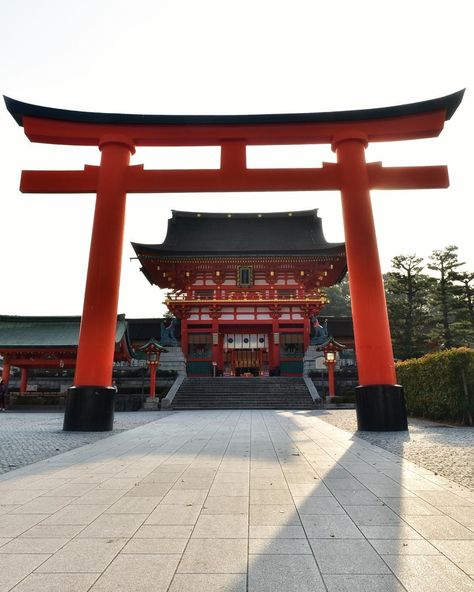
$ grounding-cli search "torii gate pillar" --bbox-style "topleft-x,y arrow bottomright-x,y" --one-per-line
4,90 -> 464,432
335,135 -> 405,429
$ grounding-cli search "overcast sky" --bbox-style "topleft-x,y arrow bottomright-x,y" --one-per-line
0,0 -> 472,318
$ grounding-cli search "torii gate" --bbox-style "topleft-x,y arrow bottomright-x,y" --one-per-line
4,90 -> 464,431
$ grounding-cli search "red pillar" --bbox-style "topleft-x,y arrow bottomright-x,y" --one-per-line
20,367 -> 28,394
212,319 -> 219,375
149,364 -> 157,398
328,362 -> 335,397
74,138 -> 134,387
181,319 -> 188,361
2,361 -> 11,385
303,317 -> 310,352
272,319 -> 280,372
334,136 -> 396,386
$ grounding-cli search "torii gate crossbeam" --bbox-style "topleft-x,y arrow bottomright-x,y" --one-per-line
4,90 -> 464,431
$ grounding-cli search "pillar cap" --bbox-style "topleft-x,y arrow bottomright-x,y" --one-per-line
331,131 -> 368,152
99,135 -> 136,154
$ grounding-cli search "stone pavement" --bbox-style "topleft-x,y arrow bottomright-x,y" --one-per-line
0,412 -> 173,475
317,409 -> 474,491
0,410 -> 473,592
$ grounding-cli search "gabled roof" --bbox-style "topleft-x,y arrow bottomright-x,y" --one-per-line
0,315 -> 128,348
132,210 -> 345,258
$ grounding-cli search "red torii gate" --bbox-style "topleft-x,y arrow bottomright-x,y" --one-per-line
4,90 -> 464,431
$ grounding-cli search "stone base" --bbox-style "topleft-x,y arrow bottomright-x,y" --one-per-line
158,347 -> 187,376
355,384 -> 408,431
63,386 -> 115,431
303,345 -> 325,376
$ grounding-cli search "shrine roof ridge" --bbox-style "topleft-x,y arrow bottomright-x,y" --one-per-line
170,209 -> 319,219
132,208 -> 345,257
4,90 -> 465,127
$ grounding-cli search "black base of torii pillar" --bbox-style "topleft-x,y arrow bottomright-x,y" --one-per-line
356,385 -> 408,431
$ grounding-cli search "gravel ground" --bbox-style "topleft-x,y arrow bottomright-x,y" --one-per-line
0,411 -> 173,475
317,409 -> 474,491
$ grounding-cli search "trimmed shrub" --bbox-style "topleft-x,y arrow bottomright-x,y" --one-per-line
396,347 -> 474,425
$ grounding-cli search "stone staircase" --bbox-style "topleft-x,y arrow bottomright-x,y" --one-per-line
171,377 -> 317,409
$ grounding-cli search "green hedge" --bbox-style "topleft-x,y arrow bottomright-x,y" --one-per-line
396,347 -> 474,425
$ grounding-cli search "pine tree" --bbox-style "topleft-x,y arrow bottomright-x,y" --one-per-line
384,254 -> 432,359
427,245 -> 465,347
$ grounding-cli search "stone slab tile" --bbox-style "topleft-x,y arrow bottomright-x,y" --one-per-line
250,489 -> 293,505
370,538 -> 441,555
310,539 -> 391,574
201,496 -> 248,515
168,573 -> 246,592
288,483 -> 332,497
11,496 -> 76,515
249,538 -> 312,554
145,504 -> 201,526
359,525 -> 423,540
384,554 -> 474,592
0,554 -> 52,592
249,525 -> 306,539
134,525 -> 193,539
403,515 -> 474,540
20,524 -> 85,538
432,539 -> 474,574
105,497 -> 161,514
301,515 -> 363,539
293,496 -> 344,515
89,553 -> 180,592
249,504 -> 299,526
0,537 -> 69,554
344,505 -> 404,526
209,482 -> 249,497
160,489 -> 207,506
192,514 -> 248,538
178,538 -> 247,573
323,574 -> 407,591
380,497 -> 443,516
36,538 -> 127,573
332,490 -> 384,506
439,506 -> 474,527
123,484 -> 171,498
9,573 -> 99,592
0,514 -> 45,538
248,554 -> 325,592
122,537 -> 187,554
78,513 -> 147,538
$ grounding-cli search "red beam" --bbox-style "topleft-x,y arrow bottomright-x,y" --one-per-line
21,165 -> 99,193
22,111 -> 447,147
367,163 -> 449,189
19,162 -> 449,195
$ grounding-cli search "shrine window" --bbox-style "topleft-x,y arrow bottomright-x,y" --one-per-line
188,333 -> 212,358
280,333 -> 304,356
237,266 -> 253,287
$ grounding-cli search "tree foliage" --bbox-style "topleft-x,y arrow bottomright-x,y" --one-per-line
320,276 -> 351,316
385,246 -> 473,358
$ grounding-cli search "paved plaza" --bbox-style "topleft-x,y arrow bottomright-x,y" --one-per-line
0,411 -> 473,592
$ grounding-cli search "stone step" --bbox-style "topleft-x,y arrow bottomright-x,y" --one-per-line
172,377 -> 315,409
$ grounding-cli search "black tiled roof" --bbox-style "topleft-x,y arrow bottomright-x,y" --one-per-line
132,210 -> 345,257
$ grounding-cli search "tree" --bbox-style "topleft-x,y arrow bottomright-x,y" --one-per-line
384,254 -> 433,359
427,245 -> 465,348
455,271 -> 474,331
320,275 -> 351,316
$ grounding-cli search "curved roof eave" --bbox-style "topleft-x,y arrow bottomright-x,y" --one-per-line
4,90 -> 465,127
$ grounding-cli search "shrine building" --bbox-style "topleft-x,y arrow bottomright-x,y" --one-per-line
132,209 -> 346,377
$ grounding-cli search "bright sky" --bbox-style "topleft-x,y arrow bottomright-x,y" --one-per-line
0,0 -> 472,318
